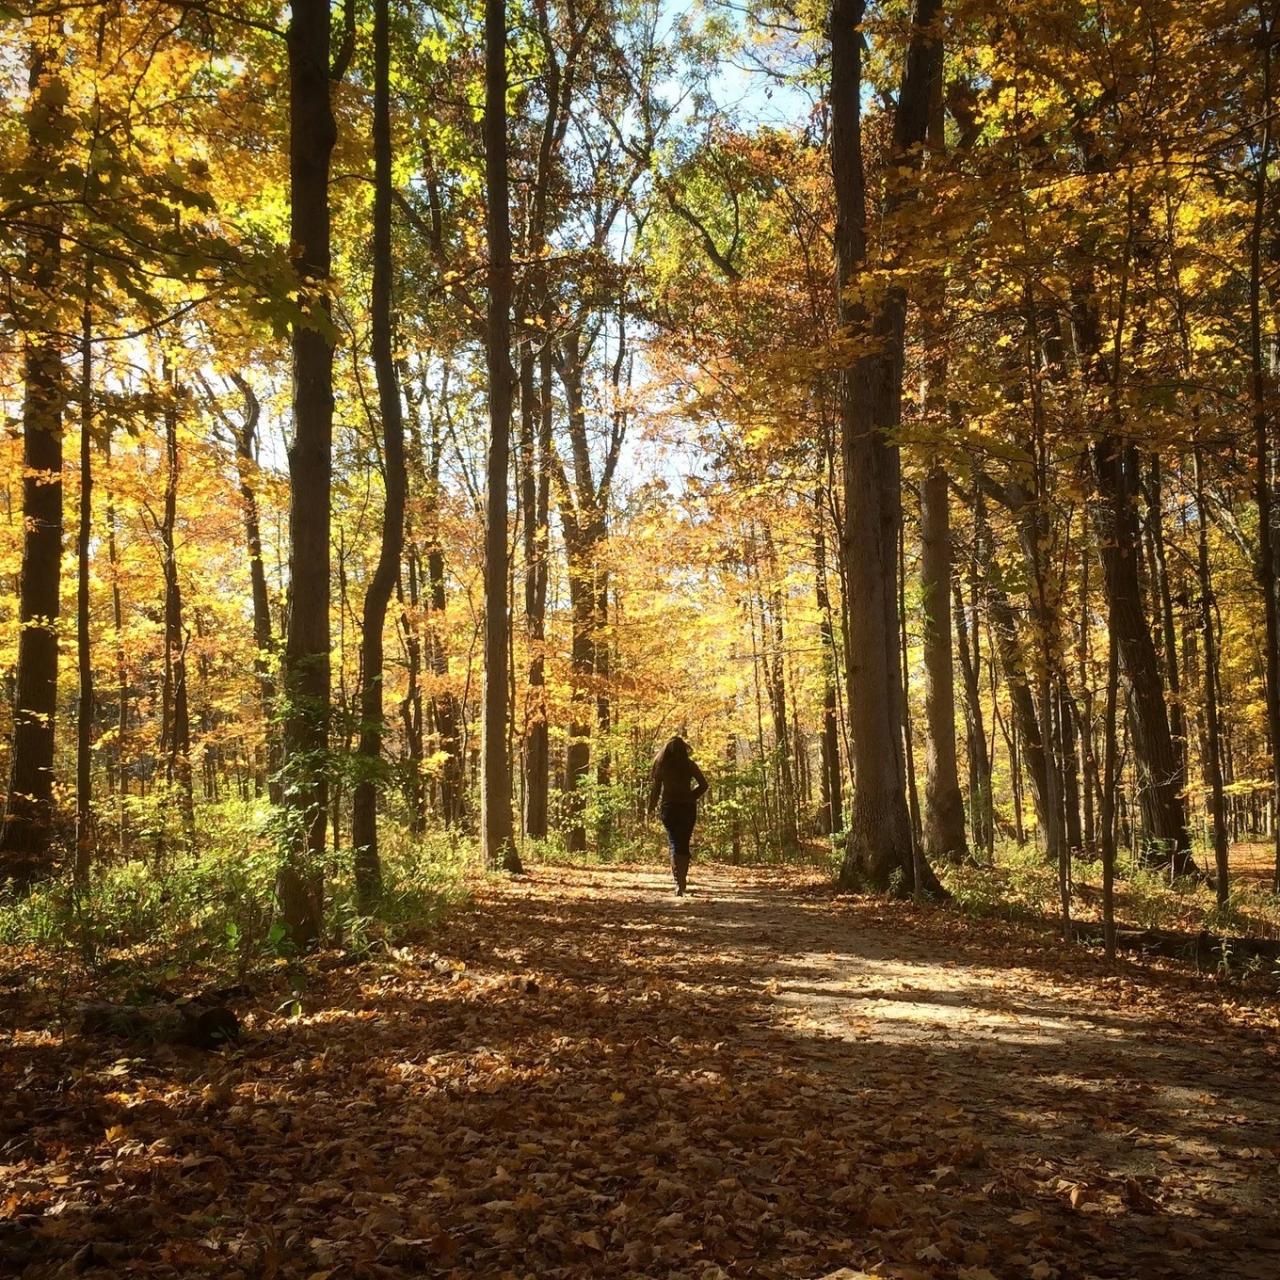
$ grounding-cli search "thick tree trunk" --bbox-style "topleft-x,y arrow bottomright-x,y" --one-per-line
1249,4 -> 1280,892
280,0 -> 339,946
481,0 -> 519,870
921,462 -> 966,862
1091,438 -> 1195,876
831,0 -> 942,895
0,47 -> 65,885
352,0 -> 408,910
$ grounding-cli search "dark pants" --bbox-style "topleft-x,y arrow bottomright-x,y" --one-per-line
660,802 -> 697,890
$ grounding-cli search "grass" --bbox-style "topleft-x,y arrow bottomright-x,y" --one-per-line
942,836 -> 1280,942
0,799 -> 475,994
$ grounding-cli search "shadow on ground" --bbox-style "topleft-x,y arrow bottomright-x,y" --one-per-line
3,863 -> 1278,1279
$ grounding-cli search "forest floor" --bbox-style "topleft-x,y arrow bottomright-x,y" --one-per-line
4,862 -> 1280,1280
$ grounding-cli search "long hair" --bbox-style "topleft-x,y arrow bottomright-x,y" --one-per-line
656,736 -> 690,769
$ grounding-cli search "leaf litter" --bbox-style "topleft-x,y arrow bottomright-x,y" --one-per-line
2,864 -> 1278,1278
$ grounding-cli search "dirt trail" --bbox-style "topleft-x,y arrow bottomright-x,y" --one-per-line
4,863 -> 1280,1279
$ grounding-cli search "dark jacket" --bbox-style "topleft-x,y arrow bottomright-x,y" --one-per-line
647,756 -> 708,814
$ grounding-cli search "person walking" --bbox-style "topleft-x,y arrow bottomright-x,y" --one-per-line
647,736 -> 708,896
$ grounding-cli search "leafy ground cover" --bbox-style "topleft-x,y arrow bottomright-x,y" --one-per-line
4,862 -> 1279,1279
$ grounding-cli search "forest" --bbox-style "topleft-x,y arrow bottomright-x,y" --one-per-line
3,2 -> 1280,1278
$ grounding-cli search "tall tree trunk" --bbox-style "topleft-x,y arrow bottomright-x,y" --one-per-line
761,529 -> 798,847
814,487 -> 843,835
352,0 -> 408,911
160,371 -> 194,846
0,45 -> 65,885
921,462 -> 965,862
423,413 -> 464,827
74,261 -> 95,883
1091,439 -> 1195,876
563,524 -> 595,855
106,432 -> 127,856
228,373 -> 280,803
1193,447 -> 1230,905
398,545 -> 425,835
1249,3 -> 1280,893
482,0 -> 519,870
831,0 -> 942,895
523,332 -> 553,840
1145,459 -> 1186,792
280,0 -> 339,946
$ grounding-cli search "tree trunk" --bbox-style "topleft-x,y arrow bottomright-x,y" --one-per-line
74,261 -> 95,883
1192,447 -> 1229,905
351,0 -> 408,911
523,332 -> 553,840
481,0 -> 520,871
1249,4 -> 1280,893
0,46 -> 65,885
1091,438 -> 1195,876
921,462 -> 966,862
423,414 -> 465,827
398,544 -> 425,835
280,0 -> 339,946
159,370 -> 195,846
228,373 -> 280,804
831,0 -> 942,895
814,488 -> 843,835
953,572 -> 992,858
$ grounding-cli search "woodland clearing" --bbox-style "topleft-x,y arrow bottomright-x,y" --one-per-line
3,863 -> 1279,1280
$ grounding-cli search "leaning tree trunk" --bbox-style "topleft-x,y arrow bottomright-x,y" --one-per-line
279,0 -> 339,947
0,46 -> 65,886
481,0 -> 519,870
228,373 -> 280,803
351,0 -> 408,911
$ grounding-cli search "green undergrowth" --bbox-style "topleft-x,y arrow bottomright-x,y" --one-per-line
0,800 -> 474,991
942,838 -> 1280,944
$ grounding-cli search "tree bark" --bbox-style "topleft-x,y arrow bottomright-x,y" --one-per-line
280,0 -> 339,946
1091,439 -> 1195,876
482,0 -> 519,870
921,462 -> 966,862
814,487 -> 843,835
831,0 -> 942,895
352,0 -> 408,911
0,45 -> 65,885
225,374 -> 280,802
1249,3 -> 1280,893
1192,447 -> 1230,905
74,261 -> 95,883
159,368 -> 194,846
